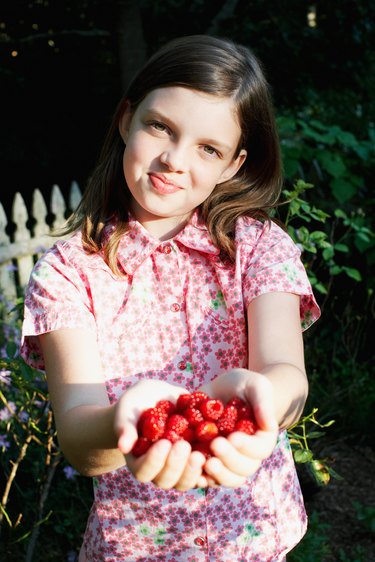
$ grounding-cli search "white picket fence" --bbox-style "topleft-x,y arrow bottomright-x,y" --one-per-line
0,182 -> 82,300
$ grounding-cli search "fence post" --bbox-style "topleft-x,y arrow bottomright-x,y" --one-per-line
0,202 -> 17,300
12,193 -> 35,289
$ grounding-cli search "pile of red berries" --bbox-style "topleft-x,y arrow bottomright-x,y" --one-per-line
132,391 -> 257,458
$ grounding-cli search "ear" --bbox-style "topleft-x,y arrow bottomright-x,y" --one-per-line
118,100 -> 132,143
217,149 -> 247,184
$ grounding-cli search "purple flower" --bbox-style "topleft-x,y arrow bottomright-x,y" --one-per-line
66,551 -> 78,562
18,411 -> 29,423
0,370 -> 12,386
0,401 -> 16,421
5,263 -> 18,272
63,466 -> 79,480
0,435 -> 10,449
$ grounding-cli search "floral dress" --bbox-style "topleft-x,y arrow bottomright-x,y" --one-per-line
21,211 -> 320,562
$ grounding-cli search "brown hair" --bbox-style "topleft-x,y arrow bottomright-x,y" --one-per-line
64,35 -> 282,273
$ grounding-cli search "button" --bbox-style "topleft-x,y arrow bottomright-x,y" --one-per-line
162,244 -> 172,254
170,303 -> 180,312
194,536 -> 206,547
178,361 -> 186,370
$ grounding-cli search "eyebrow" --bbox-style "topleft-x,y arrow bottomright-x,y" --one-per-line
143,108 -> 234,153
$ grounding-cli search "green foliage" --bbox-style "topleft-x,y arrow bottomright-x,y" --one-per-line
353,501 -> 375,534
288,409 -> 340,487
277,114 -> 375,444
0,296 -> 91,561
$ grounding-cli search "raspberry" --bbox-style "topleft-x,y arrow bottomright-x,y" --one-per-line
217,417 -> 236,436
184,407 -> 204,428
156,400 -> 176,416
176,394 -> 193,412
227,397 -> 252,420
216,405 -> 238,436
234,418 -> 257,436
192,441 -> 212,459
199,398 -> 225,421
166,414 -> 189,435
132,437 -> 152,457
137,407 -> 167,434
142,413 -> 166,442
222,405 -> 238,422
162,429 -> 183,443
195,420 -> 219,442
190,391 -> 209,408
181,427 -> 195,444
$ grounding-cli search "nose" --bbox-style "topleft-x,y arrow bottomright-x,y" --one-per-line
160,145 -> 186,173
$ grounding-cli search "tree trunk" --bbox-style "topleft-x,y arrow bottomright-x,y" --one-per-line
116,0 -> 147,93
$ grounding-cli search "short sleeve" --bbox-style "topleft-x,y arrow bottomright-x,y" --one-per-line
21,240 -> 96,370
241,220 -> 320,331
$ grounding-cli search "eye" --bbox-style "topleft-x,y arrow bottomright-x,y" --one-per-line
150,121 -> 168,133
203,145 -> 220,158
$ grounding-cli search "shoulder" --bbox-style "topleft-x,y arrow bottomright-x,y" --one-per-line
33,229 -> 111,276
234,216 -> 298,256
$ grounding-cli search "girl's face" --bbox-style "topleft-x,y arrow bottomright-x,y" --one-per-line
120,86 -> 247,239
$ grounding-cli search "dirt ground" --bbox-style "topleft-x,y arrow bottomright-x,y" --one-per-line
297,436 -> 375,561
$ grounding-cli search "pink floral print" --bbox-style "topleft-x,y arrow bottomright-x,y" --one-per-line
21,211 -> 320,561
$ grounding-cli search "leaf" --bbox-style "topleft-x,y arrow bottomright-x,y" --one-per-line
305,431 -> 326,439
6,342 -> 18,359
293,449 -> 313,463
323,247 -> 334,260
330,178 -> 357,203
334,209 -> 347,219
317,152 -> 347,177
308,460 -> 331,486
283,158 -> 301,177
334,243 -> 349,253
330,265 -> 342,275
313,282 -> 328,295
342,266 -> 362,281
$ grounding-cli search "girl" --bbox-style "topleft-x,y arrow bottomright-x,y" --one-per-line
21,35 -> 320,561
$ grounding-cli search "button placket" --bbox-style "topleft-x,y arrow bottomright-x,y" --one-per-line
162,244 -> 172,254
194,536 -> 206,547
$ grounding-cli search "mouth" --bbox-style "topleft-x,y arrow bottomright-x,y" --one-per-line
148,173 -> 183,194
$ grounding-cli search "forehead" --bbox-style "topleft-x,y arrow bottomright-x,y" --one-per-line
133,86 -> 241,143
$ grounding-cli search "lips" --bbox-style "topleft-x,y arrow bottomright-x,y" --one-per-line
148,173 -> 183,195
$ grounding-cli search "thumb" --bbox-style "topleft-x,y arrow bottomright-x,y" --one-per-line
117,423 -> 138,454
114,397 -> 139,454
254,399 -> 278,432
249,377 -> 279,433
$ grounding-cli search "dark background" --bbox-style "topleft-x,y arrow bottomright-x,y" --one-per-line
1,0 -> 374,214
1,3 -> 375,560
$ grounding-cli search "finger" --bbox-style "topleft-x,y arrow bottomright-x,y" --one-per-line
228,429 -> 278,460
204,456 -> 248,488
244,377 -> 278,432
174,450 -> 206,491
117,425 -> 138,454
209,437 -> 260,477
130,439 -> 172,483
153,440 -> 192,490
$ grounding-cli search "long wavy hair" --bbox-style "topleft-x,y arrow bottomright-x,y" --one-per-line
63,35 -> 282,274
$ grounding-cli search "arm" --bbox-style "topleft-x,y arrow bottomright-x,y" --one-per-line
39,329 -> 125,476
39,329 -> 206,487
247,291 -> 308,429
200,292 -> 308,486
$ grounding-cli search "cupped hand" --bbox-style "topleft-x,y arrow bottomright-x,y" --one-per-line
200,368 -> 279,487
114,379 -> 207,491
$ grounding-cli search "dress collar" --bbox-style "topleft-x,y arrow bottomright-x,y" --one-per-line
111,211 -> 219,276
